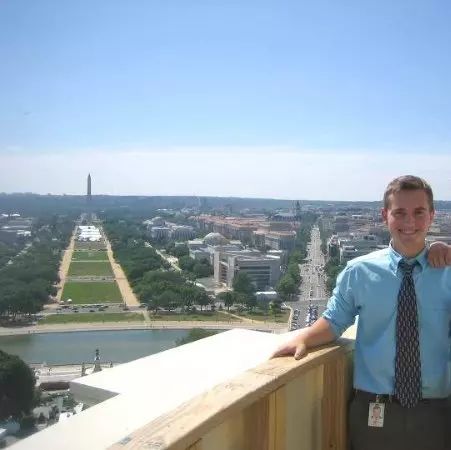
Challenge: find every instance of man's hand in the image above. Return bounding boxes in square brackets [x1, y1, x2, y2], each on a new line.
[428, 241, 451, 268]
[270, 318, 337, 360]
[270, 336, 308, 360]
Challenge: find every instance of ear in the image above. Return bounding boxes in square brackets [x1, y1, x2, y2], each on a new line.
[381, 207, 388, 224]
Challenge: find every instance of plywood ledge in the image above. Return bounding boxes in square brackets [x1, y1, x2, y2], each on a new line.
[108, 335, 356, 450]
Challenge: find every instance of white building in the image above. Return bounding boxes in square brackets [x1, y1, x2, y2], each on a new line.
[214, 249, 281, 290]
[426, 235, 451, 245]
[187, 233, 244, 265]
[145, 217, 195, 241]
[77, 225, 102, 242]
[264, 231, 296, 251]
[144, 216, 166, 227]
[337, 234, 386, 263]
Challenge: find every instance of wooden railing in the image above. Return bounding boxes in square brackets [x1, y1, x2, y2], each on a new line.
[108, 333, 355, 450]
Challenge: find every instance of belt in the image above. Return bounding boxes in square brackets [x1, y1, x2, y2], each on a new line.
[354, 389, 447, 405]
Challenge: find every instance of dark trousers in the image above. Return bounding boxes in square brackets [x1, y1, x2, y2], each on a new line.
[349, 390, 450, 450]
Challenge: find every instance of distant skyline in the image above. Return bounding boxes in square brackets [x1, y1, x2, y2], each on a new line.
[1, 150, 451, 201]
[1, 1, 450, 199]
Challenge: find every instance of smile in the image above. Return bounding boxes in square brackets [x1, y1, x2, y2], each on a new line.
[399, 230, 418, 235]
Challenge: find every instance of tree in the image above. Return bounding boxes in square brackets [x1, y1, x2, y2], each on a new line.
[287, 262, 301, 285]
[232, 272, 255, 297]
[235, 293, 250, 307]
[276, 275, 297, 301]
[193, 263, 212, 278]
[158, 290, 180, 311]
[170, 244, 189, 258]
[179, 285, 196, 308]
[245, 294, 257, 312]
[233, 272, 257, 312]
[217, 291, 235, 311]
[0, 350, 36, 420]
[325, 259, 345, 295]
[269, 300, 282, 319]
[195, 291, 210, 311]
[178, 255, 195, 272]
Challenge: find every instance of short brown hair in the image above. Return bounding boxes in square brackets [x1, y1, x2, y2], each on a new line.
[383, 175, 434, 210]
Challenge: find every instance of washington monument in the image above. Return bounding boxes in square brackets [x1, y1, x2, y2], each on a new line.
[87, 173, 92, 222]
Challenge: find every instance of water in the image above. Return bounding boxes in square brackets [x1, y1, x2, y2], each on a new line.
[0, 329, 191, 365]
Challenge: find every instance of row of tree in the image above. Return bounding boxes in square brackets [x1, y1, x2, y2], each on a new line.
[103, 219, 171, 284]
[103, 219, 214, 310]
[317, 220, 346, 294]
[0, 239, 27, 268]
[0, 216, 74, 319]
[163, 242, 214, 278]
[178, 255, 213, 279]
[275, 216, 317, 301]
[134, 270, 212, 311]
[164, 242, 189, 258]
[324, 257, 346, 295]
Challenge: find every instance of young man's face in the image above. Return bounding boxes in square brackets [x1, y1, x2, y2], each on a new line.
[373, 407, 381, 418]
[382, 189, 434, 256]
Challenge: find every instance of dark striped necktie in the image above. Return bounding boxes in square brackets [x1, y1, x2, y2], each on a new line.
[394, 259, 422, 408]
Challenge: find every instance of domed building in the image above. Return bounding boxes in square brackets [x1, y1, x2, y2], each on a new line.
[203, 232, 229, 246]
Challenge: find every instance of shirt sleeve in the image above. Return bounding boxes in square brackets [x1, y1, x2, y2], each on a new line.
[445, 267, 451, 312]
[322, 264, 358, 337]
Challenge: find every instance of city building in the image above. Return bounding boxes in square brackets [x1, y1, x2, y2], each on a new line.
[198, 216, 272, 236]
[150, 226, 171, 241]
[144, 216, 166, 227]
[426, 234, 451, 245]
[333, 216, 350, 232]
[329, 233, 386, 264]
[144, 217, 195, 241]
[264, 231, 296, 251]
[187, 233, 244, 265]
[214, 248, 281, 290]
[0, 214, 33, 244]
[167, 225, 195, 241]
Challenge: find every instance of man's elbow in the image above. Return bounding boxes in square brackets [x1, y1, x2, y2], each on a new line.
[321, 315, 350, 339]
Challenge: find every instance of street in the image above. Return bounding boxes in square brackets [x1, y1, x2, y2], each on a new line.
[288, 225, 328, 329]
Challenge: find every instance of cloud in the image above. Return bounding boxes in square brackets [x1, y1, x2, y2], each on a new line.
[0, 149, 450, 201]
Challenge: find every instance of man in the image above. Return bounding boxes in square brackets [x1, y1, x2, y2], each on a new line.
[272, 175, 451, 450]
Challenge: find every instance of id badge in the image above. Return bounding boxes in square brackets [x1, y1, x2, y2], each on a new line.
[368, 402, 385, 428]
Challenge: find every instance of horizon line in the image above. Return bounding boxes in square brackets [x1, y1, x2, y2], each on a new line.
[2, 191, 451, 204]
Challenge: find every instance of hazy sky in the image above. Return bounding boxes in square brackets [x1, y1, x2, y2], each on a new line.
[1, 1, 450, 200]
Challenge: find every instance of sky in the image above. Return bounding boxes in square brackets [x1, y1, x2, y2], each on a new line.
[0, 0, 450, 200]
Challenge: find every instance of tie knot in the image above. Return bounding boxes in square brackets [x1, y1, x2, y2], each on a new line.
[399, 259, 416, 275]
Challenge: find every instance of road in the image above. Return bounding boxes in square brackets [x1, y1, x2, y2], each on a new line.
[106, 237, 140, 307]
[288, 225, 328, 330]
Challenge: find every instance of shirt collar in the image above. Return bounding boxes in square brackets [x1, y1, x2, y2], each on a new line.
[388, 240, 428, 273]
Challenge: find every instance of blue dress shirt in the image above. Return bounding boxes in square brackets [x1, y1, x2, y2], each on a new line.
[322, 244, 451, 398]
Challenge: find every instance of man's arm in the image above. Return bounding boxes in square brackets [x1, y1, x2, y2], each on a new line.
[271, 317, 336, 359]
[427, 241, 451, 268]
[271, 264, 358, 360]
